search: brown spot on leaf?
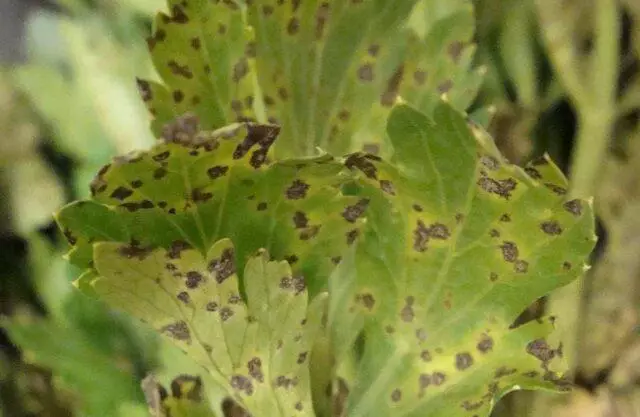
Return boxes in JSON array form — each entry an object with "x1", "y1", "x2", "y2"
[
  {"x1": 500, "y1": 241, "x2": 519, "y2": 262},
  {"x1": 455, "y1": 352, "x2": 474, "y2": 370},
  {"x1": 161, "y1": 320, "x2": 191, "y2": 341},
  {"x1": 130, "y1": 179, "x2": 143, "y2": 188},
  {"x1": 230, "y1": 375, "x2": 253, "y2": 395},
  {"x1": 480, "y1": 155, "x2": 500, "y2": 170},
  {"x1": 287, "y1": 17, "x2": 300, "y2": 35},
  {"x1": 541, "y1": 220, "x2": 562, "y2": 235},
  {"x1": 206, "y1": 301, "x2": 218, "y2": 312},
  {"x1": 527, "y1": 339, "x2": 555, "y2": 363},
  {"x1": 277, "y1": 87, "x2": 289, "y2": 101},
  {"x1": 257, "y1": 202, "x2": 267, "y2": 211},
  {"x1": 315, "y1": 2, "x2": 330, "y2": 39},
  {"x1": 232, "y1": 57, "x2": 249, "y2": 82},
  {"x1": 118, "y1": 243, "x2": 152, "y2": 260},
  {"x1": 400, "y1": 296, "x2": 415, "y2": 322},
  {"x1": 379, "y1": 179, "x2": 396, "y2": 195},
  {"x1": 355, "y1": 293, "x2": 375, "y2": 310},
  {"x1": 247, "y1": 358, "x2": 264, "y2": 382},
  {"x1": 499, "y1": 213, "x2": 511, "y2": 222},
  {"x1": 207, "y1": 165, "x2": 229, "y2": 179},
  {"x1": 380, "y1": 65, "x2": 404, "y2": 106},
  {"x1": 432, "y1": 372, "x2": 446, "y2": 385},
  {"x1": 563, "y1": 199, "x2": 583, "y2": 216},
  {"x1": 489, "y1": 229, "x2": 500, "y2": 238},
  {"x1": 232, "y1": 124, "x2": 279, "y2": 169},
  {"x1": 63, "y1": 229, "x2": 77, "y2": 245},
  {"x1": 297, "y1": 352, "x2": 308, "y2": 364},
  {"x1": 413, "y1": 220, "x2": 451, "y2": 251},
  {"x1": 153, "y1": 167, "x2": 168, "y2": 179},
  {"x1": 562, "y1": 261, "x2": 572, "y2": 270},
  {"x1": 185, "y1": 271, "x2": 204, "y2": 289},
  {"x1": 110, "y1": 186, "x2": 134, "y2": 201},
  {"x1": 477, "y1": 334, "x2": 494, "y2": 353},
  {"x1": 344, "y1": 153, "x2": 378, "y2": 179},
  {"x1": 136, "y1": 79, "x2": 152, "y2": 101},
  {"x1": 346, "y1": 228, "x2": 360, "y2": 245},
  {"x1": 191, "y1": 188, "x2": 213, "y2": 203},
  {"x1": 524, "y1": 167, "x2": 542, "y2": 179},
  {"x1": 437, "y1": 79, "x2": 453, "y2": 94},
  {"x1": 209, "y1": 248, "x2": 236, "y2": 283},
  {"x1": 495, "y1": 367, "x2": 517, "y2": 378},
  {"x1": 190, "y1": 37, "x2": 201, "y2": 50},
  {"x1": 420, "y1": 350, "x2": 432, "y2": 362},
  {"x1": 292, "y1": 211, "x2": 309, "y2": 228},
  {"x1": 413, "y1": 70, "x2": 427, "y2": 85},
  {"x1": 177, "y1": 291, "x2": 190, "y2": 304},
  {"x1": 477, "y1": 177, "x2": 517, "y2": 199},
  {"x1": 545, "y1": 183, "x2": 567, "y2": 195},
  {"x1": 357, "y1": 64, "x2": 374, "y2": 82},
  {"x1": 391, "y1": 389, "x2": 402, "y2": 402},
  {"x1": 167, "y1": 240, "x2": 192, "y2": 259},
  {"x1": 514, "y1": 260, "x2": 529, "y2": 273},
  {"x1": 447, "y1": 41, "x2": 464, "y2": 62},
  {"x1": 168, "y1": 60, "x2": 193, "y2": 79},
  {"x1": 286, "y1": 179, "x2": 310, "y2": 199},
  {"x1": 489, "y1": 272, "x2": 498, "y2": 282},
  {"x1": 342, "y1": 199, "x2": 369, "y2": 223},
  {"x1": 338, "y1": 109, "x2": 350, "y2": 121},
  {"x1": 461, "y1": 399, "x2": 484, "y2": 411},
  {"x1": 219, "y1": 307, "x2": 234, "y2": 322}
]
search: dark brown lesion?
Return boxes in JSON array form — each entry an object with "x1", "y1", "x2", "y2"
[{"x1": 208, "y1": 247, "x2": 236, "y2": 283}]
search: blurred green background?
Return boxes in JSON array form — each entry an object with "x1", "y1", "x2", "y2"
[{"x1": 0, "y1": 0, "x2": 638, "y2": 416}]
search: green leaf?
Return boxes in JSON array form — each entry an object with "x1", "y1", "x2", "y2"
[
  {"x1": 56, "y1": 120, "x2": 363, "y2": 296},
  {"x1": 92, "y1": 238, "x2": 325, "y2": 416},
  {"x1": 139, "y1": 0, "x2": 256, "y2": 135},
  {"x1": 328, "y1": 102, "x2": 596, "y2": 416}
]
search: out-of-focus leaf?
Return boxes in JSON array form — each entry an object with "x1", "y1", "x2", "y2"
[
  {"x1": 499, "y1": 2, "x2": 538, "y2": 106},
  {"x1": 3, "y1": 293, "x2": 156, "y2": 417},
  {"x1": 140, "y1": 0, "x2": 483, "y2": 159},
  {"x1": 16, "y1": 11, "x2": 156, "y2": 167},
  {"x1": 328, "y1": 103, "x2": 595, "y2": 416},
  {"x1": 93, "y1": 238, "x2": 324, "y2": 416},
  {"x1": 5, "y1": 158, "x2": 65, "y2": 235},
  {"x1": 248, "y1": 0, "x2": 483, "y2": 158},
  {"x1": 56, "y1": 119, "x2": 363, "y2": 296},
  {"x1": 138, "y1": 0, "x2": 256, "y2": 135}
]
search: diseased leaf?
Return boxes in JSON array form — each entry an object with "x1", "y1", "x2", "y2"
[
  {"x1": 56, "y1": 119, "x2": 363, "y2": 296},
  {"x1": 140, "y1": 0, "x2": 483, "y2": 159},
  {"x1": 93, "y1": 238, "x2": 324, "y2": 416},
  {"x1": 328, "y1": 102, "x2": 595, "y2": 416},
  {"x1": 249, "y1": 0, "x2": 483, "y2": 158},
  {"x1": 139, "y1": 0, "x2": 256, "y2": 135}
]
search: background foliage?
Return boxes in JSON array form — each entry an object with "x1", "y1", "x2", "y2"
[{"x1": 0, "y1": 0, "x2": 638, "y2": 416}]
